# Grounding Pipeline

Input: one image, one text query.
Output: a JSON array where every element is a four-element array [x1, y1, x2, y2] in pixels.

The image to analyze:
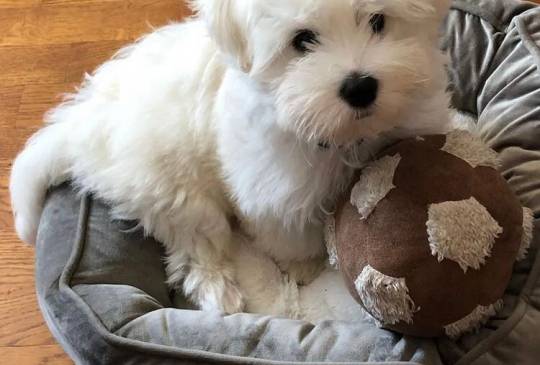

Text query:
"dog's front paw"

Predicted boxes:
[[183, 267, 245, 314], [200, 277, 245, 314]]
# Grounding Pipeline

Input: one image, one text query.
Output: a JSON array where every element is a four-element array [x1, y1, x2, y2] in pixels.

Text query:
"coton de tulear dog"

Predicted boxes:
[[11, 0, 452, 314]]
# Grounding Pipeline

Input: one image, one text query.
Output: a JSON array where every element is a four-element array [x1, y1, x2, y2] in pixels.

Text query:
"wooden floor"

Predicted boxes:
[[0, 1, 190, 363]]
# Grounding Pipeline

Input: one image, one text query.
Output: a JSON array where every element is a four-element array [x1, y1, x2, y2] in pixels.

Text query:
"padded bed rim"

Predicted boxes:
[[450, 0, 535, 32], [41, 180, 540, 365], [43, 192, 422, 365], [455, 222, 540, 365], [448, 4, 540, 363]]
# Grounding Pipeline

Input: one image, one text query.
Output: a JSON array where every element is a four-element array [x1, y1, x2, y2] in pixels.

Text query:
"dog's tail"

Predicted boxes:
[[10, 122, 71, 244]]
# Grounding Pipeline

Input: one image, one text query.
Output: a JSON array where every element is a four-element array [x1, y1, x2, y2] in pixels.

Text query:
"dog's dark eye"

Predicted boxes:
[[369, 14, 385, 34], [292, 29, 319, 53]]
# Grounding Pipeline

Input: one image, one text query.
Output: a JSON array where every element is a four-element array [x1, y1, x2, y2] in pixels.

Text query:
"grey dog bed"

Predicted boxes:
[[35, 1, 540, 364]]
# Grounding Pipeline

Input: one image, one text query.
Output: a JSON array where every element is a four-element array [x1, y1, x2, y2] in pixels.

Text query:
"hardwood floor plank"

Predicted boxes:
[[0, 41, 126, 87], [0, 161, 14, 229], [0, 0, 190, 46], [1, 345, 74, 364]]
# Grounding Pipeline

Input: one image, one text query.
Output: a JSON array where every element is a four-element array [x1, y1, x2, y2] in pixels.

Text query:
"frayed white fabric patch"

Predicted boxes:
[[441, 130, 500, 169], [355, 265, 418, 325], [518, 207, 534, 261], [350, 154, 401, 219], [324, 215, 339, 269], [444, 300, 503, 339], [427, 198, 503, 272]]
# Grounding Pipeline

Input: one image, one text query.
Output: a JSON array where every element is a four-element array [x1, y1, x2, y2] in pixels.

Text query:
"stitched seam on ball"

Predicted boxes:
[[355, 265, 418, 325], [350, 154, 401, 219], [427, 197, 503, 272], [444, 300, 504, 339], [518, 207, 535, 261], [441, 130, 500, 169]]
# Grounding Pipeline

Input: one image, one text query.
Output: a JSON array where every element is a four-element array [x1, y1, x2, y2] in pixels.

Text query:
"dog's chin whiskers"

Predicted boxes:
[[296, 138, 315, 168], [339, 151, 364, 169], [337, 140, 374, 169]]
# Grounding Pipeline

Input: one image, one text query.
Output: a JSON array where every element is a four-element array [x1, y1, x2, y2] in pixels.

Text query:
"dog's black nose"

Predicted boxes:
[[339, 73, 378, 109]]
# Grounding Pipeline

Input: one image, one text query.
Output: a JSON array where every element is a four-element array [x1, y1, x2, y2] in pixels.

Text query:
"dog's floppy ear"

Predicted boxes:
[[191, 0, 252, 72]]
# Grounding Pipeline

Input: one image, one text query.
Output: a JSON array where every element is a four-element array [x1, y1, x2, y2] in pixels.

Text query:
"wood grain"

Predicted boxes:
[[0, 1, 190, 363], [3, 345, 73, 365]]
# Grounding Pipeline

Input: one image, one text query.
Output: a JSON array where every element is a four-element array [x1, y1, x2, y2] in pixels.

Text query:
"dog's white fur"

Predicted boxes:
[[10, 0, 452, 313]]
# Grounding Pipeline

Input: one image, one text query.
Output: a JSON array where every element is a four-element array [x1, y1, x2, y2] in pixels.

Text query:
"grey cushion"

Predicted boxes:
[[35, 1, 540, 364]]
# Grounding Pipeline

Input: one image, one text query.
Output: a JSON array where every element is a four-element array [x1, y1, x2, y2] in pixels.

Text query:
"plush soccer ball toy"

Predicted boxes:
[[325, 131, 534, 338]]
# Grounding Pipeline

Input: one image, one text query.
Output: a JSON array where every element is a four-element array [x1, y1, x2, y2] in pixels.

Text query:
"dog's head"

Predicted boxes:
[[193, 0, 451, 145]]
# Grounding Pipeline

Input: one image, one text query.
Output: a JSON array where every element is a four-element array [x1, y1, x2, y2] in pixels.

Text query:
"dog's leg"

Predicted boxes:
[[149, 195, 244, 314], [247, 218, 327, 286], [277, 257, 327, 286]]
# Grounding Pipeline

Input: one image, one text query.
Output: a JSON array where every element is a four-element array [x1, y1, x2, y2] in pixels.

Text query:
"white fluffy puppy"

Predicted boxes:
[[10, 0, 452, 313]]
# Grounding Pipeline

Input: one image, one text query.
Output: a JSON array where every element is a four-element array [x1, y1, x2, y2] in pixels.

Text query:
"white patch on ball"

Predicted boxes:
[[441, 130, 500, 169], [427, 197, 503, 272], [324, 214, 339, 269], [443, 300, 503, 339], [518, 207, 534, 261], [350, 154, 401, 219], [355, 265, 418, 325]]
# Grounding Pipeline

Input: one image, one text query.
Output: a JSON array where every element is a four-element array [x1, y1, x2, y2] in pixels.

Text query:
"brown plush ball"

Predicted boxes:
[[326, 131, 533, 338]]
